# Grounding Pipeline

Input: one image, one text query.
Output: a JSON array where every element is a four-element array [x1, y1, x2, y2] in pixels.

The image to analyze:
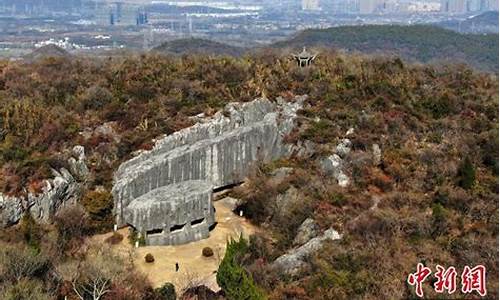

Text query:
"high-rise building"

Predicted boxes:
[[487, 0, 499, 10], [441, 0, 467, 13], [302, 0, 320, 11], [359, 0, 379, 14], [332, 0, 358, 14]]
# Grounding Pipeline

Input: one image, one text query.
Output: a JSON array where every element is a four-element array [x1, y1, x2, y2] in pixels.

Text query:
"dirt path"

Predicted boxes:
[[92, 198, 257, 293]]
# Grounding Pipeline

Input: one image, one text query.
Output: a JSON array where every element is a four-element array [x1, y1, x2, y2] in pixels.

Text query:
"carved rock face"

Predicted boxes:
[[124, 180, 215, 246], [112, 96, 305, 245]]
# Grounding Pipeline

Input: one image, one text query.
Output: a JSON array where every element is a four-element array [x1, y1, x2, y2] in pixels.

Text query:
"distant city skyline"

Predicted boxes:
[[0, 0, 498, 16]]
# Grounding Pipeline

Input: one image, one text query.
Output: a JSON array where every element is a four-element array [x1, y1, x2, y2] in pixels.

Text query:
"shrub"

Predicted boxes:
[[0, 278, 52, 300], [81, 189, 114, 233], [457, 156, 475, 190], [155, 282, 176, 300], [145, 253, 155, 263], [202, 247, 214, 257], [105, 232, 124, 245], [0, 245, 51, 283], [128, 228, 146, 246], [79, 85, 113, 111], [19, 213, 42, 251], [431, 203, 449, 237], [53, 205, 89, 253], [216, 236, 265, 300]]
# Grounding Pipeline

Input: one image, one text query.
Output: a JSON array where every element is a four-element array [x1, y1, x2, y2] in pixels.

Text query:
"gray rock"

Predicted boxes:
[[273, 228, 342, 276], [293, 140, 316, 158], [112, 96, 305, 228], [68, 145, 89, 179], [95, 122, 120, 142], [335, 138, 352, 158], [372, 144, 382, 166], [0, 156, 86, 227], [345, 128, 355, 136], [293, 218, 319, 246], [124, 180, 215, 246], [320, 154, 350, 187], [0, 195, 23, 227], [27, 167, 81, 222]]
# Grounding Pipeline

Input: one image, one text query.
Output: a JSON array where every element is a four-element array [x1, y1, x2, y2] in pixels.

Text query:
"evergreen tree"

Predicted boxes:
[[155, 282, 176, 300], [216, 236, 265, 300], [457, 156, 475, 190]]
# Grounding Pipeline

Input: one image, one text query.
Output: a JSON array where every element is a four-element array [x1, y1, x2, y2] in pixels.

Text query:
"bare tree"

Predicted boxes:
[[71, 261, 112, 300], [0, 245, 49, 282], [57, 246, 124, 300]]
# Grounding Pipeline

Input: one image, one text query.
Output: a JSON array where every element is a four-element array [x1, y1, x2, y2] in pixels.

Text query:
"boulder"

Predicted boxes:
[[68, 145, 90, 179], [293, 218, 319, 246], [335, 138, 352, 158], [273, 229, 342, 276], [293, 140, 316, 158], [320, 154, 350, 187], [0, 195, 23, 227]]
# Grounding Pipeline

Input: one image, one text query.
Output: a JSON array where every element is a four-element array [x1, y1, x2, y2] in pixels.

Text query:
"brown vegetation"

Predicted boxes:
[[0, 51, 497, 299]]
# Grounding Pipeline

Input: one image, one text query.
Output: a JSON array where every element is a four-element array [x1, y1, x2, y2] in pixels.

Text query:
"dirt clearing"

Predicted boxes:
[[92, 197, 257, 292]]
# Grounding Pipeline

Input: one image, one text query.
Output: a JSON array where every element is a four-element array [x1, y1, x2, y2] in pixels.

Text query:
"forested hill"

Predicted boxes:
[[152, 38, 245, 57], [273, 25, 498, 73]]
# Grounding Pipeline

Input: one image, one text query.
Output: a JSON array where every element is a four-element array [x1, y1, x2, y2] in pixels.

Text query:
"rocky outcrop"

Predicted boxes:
[[112, 96, 305, 229], [319, 137, 353, 187], [0, 151, 87, 227], [320, 154, 350, 187], [273, 228, 342, 276], [372, 144, 382, 166], [335, 138, 352, 158], [293, 218, 319, 246], [68, 145, 90, 180]]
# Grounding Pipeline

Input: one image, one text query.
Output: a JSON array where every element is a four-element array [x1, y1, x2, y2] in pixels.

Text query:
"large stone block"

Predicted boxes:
[[112, 96, 305, 229], [124, 180, 215, 246]]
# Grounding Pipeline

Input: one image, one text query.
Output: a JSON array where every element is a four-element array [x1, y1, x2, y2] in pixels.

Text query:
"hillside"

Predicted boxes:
[[23, 44, 70, 61], [437, 11, 499, 34], [273, 25, 498, 72], [0, 52, 497, 299], [152, 38, 245, 57]]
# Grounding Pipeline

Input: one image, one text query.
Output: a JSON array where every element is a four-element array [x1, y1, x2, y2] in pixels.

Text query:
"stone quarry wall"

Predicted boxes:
[[124, 180, 215, 246], [112, 96, 305, 228]]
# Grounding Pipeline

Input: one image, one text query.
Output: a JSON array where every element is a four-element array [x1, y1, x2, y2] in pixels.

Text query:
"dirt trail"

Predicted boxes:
[[92, 198, 256, 292]]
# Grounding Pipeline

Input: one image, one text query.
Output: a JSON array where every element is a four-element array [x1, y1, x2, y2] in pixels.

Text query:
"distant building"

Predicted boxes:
[[332, 0, 358, 14], [95, 2, 146, 26], [441, 0, 468, 13], [441, 0, 497, 12], [359, 0, 380, 14], [484, 0, 499, 10], [302, 0, 320, 11]]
